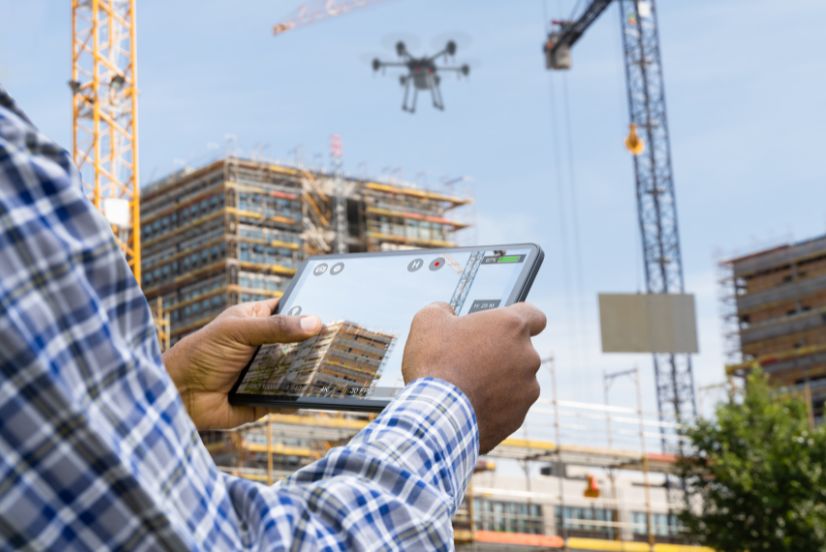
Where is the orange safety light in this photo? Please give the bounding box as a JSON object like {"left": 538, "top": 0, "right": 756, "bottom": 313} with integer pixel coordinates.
{"left": 625, "top": 123, "right": 645, "bottom": 156}
{"left": 583, "top": 474, "right": 600, "bottom": 499}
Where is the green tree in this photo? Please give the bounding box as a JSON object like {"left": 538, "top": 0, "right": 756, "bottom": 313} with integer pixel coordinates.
{"left": 679, "top": 370, "right": 826, "bottom": 551}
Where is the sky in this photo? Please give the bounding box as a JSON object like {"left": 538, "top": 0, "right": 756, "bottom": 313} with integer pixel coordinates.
{"left": 2, "top": 0, "right": 825, "bottom": 429}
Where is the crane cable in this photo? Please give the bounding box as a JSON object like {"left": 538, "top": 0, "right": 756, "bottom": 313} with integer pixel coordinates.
{"left": 543, "top": 0, "right": 590, "bottom": 388}
{"left": 547, "top": 74, "right": 588, "bottom": 385}
{"left": 561, "top": 72, "right": 591, "bottom": 376}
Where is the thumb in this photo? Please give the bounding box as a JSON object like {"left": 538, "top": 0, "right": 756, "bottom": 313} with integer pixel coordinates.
{"left": 229, "top": 314, "right": 324, "bottom": 346}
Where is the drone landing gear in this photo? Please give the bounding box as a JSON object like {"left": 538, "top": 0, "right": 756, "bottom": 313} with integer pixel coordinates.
{"left": 401, "top": 78, "right": 418, "bottom": 113}
{"left": 431, "top": 83, "right": 445, "bottom": 111}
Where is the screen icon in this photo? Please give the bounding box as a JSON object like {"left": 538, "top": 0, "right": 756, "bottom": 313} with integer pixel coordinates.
{"left": 468, "top": 299, "right": 501, "bottom": 313}
{"left": 313, "top": 263, "right": 328, "bottom": 276}
{"left": 482, "top": 254, "right": 526, "bottom": 265}
{"left": 407, "top": 258, "right": 424, "bottom": 272}
{"left": 287, "top": 305, "right": 303, "bottom": 316}
{"left": 429, "top": 257, "right": 445, "bottom": 271}
{"left": 331, "top": 262, "right": 345, "bottom": 275}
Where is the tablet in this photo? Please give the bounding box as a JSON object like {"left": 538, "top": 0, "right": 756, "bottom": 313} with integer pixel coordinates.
{"left": 229, "top": 243, "right": 543, "bottom": 412}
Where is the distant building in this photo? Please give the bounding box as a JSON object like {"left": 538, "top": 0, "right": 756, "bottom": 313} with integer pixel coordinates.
{"left": 721, "top": 233, "right": 826, "bottom": 422}
{"left": 238, "top": 321, "right": 395, "bottom": 398}
{"left": 140, "top": 157, "right": 470, "bottom": 343}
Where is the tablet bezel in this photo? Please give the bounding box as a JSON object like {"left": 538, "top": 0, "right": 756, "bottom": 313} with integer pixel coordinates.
{"left": 228, "top": 242, "right": 544, "bottom": 412}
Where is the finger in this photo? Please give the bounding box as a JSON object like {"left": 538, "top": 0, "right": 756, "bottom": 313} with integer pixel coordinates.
{"left": 527, "top": 348, "right": 542, "bottom": 375}
{"left": 422, "top": 301, "right": 456, "bottom": 316}
{"left": 217, "top": 297, "right": 281, "bottom": 319}
{"left": 245, "top": 297, "right": 281, "bottom": 317}
{"left": 229, "top": 314, "right": 324, "bottom": 346}
{"left": 260, "top": 297, "right": 281, "bottom": 316}
{"left": 507, "top": 303, "right": 547, "bottom": 336}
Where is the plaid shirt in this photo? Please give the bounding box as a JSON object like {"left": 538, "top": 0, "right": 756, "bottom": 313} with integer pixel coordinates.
{"left": 0, "top": 87, "right": 479, "bottom": 551}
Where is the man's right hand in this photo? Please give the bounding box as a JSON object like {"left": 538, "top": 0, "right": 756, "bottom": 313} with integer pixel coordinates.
{"left": 402, "top": 302, "right": 547, "bottom": 454}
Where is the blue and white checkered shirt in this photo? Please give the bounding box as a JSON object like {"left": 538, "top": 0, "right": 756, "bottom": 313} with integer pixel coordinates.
{"left": 0, "top": 87, "right": 479, "bottom": 551}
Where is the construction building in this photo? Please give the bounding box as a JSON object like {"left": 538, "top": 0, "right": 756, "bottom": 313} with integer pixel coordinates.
{"left": 236, "top": 321, "right": 395, "bottom": 398}
{"left": 204, "top": 370, "right": 707, "bottom": 551}
{"left": 721, "top": 233, "right": 826, "bottom": 423}
{"left": 140, "top": 157, "right": 470, "bottom": 342}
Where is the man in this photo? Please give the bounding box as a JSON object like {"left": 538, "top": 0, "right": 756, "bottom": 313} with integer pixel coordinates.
{"left": 0, "top": 86, "right": 546, "bottom": 550}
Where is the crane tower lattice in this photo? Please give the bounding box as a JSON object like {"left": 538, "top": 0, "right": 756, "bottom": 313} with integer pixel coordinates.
{"left": 71, "top": 0, "right": 141, "bottom": 283}
{"left": 547, "top": 0, "right": 697, "bottom": 434}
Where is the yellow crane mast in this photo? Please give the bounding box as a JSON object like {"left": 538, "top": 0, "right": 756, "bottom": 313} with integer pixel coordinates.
{"left": 70, "top": 0, "right": 141, "bottom": 284}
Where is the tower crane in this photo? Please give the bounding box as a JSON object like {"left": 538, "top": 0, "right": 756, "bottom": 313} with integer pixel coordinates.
{"left": 545, "top": 0, "right": 697, "bottom": 438}
{"left": 70, "top": 0, "right": 141, "bottom": 284}
{"left": 71, "top": 0, "right": 171, "bottom": 348}
{"left": 273, "top": 0, "right": 389, "bottom": 35}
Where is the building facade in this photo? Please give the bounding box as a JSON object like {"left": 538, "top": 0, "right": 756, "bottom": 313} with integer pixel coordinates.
{"left": 141, "top": 157, "right": 470, "bottom": 343}
{"left": 721, "top": 233, "right": 826, "bottom": 423}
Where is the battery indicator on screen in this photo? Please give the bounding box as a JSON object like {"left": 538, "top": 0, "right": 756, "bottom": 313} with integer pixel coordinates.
{"left": 496, "top": 255, "right": 524, "bottom": 264}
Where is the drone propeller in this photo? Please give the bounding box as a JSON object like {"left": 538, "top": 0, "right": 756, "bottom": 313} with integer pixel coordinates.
{"left": 446, "top": 40, "right": 457, "bottom": 57}
{"left": 461, "top": 64, "right": 470, "bottom": 76}
{"left": 395, "top": 41, "right": 407, "bottom": 57}
{"left": 372, "top": 58, "right": 381, "bottom": 72}
{"left": 381, "top": 33, "right": 420, "bottom": 56}
{"left": 431, "top": 32, "right": 472, "bottom": 54}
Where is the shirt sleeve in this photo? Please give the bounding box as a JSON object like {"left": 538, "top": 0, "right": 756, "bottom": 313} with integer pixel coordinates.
{"left": 230, "top": 377, "right": 479, "bottom": 550}
{"left": 0, "top": 87, "right": 479, "bottom": 551}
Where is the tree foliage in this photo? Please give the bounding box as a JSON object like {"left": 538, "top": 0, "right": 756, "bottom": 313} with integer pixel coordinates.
{"left": 679, "top": 370, "right": 826, "bottom": 551}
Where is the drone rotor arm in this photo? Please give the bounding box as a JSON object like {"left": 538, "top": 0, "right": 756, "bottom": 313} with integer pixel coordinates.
{"left": 437, "top": 65, "right": 469, "bottom": 73}
{"left": 375, "top": 60, "right": 408, "bottom": 67}
{"left": 427, "top": 48, "right": 450, "bottom": 63}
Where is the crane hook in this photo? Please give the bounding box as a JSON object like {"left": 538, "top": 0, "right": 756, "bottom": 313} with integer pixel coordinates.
{"left": 625, "top": 123, "right": 645, "bottom": 156}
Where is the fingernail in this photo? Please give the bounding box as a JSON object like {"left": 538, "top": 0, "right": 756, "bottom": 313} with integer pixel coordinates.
{"left": 300, "top": 315, "right": 322, "bottom": 332}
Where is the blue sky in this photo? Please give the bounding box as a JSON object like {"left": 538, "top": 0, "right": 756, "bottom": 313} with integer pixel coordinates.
{"left": 2, "top": 0, "right": 825, "bottom": 422}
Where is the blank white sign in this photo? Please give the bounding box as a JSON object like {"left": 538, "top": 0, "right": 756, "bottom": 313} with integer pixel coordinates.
{"left": 598, "top": 293, "right": 699, "bottom": 354}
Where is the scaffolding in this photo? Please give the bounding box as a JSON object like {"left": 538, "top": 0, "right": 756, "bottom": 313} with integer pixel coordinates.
{"left": 719, "top": 233, "right": 826, "bottom": 423}
{"left": 151, "top": 297, "right": 171, "bottom": 352}
{"left": 141, "top": 157, "right": 470, "bottom": 342}
{"left": 206, "top": 360, "right": 708, "bottom": 551}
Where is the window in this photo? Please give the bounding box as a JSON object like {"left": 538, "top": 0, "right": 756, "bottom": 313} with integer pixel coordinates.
{"left": 473, "top": 498, "right": 543, "bottom": 535}
{"left": 555, "top": 505, "right": 616, "bottom": 539}
{"left": 632, "top": 512, "right": 681, "bottom": 540}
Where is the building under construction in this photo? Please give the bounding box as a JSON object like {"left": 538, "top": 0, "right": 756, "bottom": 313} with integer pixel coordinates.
{"left": 204, "top": 364, "right": 708, "bottom": 551}
{"left": 721, "top": 233, "right": 826, "bottom": 423}
{"left": 141, "top": 157, "right": 470, "bottom": 342}
{"left": 237, "top": 320, "right": 395, "bottom": 398}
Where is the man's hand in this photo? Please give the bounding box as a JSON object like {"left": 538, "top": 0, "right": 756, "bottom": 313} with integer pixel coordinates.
{"left": 402, "top": 302, "right": 546, "bottom": 454}
{"left": 163, "top": 298, "right": 323, "bottom": 431}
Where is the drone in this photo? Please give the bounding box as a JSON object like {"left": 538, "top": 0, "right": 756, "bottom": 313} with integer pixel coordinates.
{"left": 372, "top": 40, "right": 470, "bottom": 113}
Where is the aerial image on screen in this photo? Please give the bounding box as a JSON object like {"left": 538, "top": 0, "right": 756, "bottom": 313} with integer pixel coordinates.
{"left": 236, "top": 247, "right": 535, "bottom": 402}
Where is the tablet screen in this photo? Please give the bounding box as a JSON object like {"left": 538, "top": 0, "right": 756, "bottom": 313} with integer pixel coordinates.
{"left": 233, "top": 245, "right": 540, "bottom": 406}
